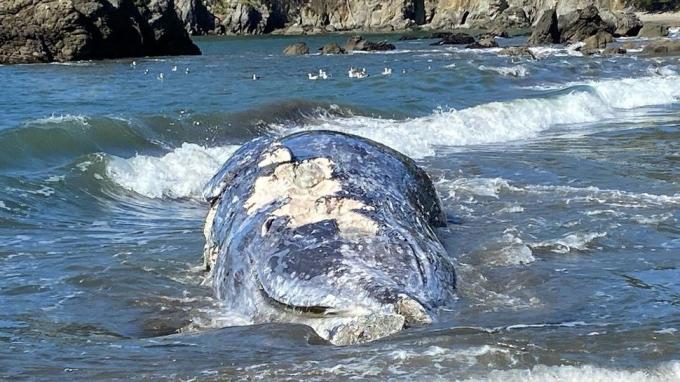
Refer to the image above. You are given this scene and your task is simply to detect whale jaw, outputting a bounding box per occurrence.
[295,295,433,346]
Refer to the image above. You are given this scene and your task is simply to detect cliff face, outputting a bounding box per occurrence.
[186,0,633,35]
[0,0,200,64]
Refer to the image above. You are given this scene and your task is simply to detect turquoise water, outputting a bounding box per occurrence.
[1,34,680,380]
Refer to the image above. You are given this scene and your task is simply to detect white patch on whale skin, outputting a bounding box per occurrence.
[257,146,293,168]
[246,157,379,239]
[202,203,220,276]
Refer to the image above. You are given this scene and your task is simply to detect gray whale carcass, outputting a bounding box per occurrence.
[202,131,456,345]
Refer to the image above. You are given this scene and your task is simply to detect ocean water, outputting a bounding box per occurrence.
[1,34,680,380]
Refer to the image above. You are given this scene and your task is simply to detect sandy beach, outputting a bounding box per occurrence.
[636,11,680,26]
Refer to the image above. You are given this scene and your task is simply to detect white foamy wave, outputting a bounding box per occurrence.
[478,65,529,77]
[440,176,680,209]
[28,114,89,126]
[106,143,239,199]
[460,361,680,382]
[278,75,680,159]
[532,231,607,253]
[647,65,678,77]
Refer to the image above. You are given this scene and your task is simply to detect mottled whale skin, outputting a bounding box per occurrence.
[202,131,456,345]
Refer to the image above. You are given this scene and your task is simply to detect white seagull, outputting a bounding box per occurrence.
[382,67,392,75]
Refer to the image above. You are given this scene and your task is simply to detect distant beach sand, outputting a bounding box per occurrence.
[636,11,680,26]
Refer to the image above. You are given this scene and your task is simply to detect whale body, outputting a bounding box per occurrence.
[202,131,456,345]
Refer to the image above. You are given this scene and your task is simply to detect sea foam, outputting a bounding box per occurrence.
[106,143,239,199]
[279,75,680,159]
[106,75,680,200]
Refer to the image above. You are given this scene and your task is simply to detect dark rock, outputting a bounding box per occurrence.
[320,42,345,54]
[638,24,670,38]
[283,42,309,55]
[613,12,643,37]
[498,46,536,59]
[398,34,420,41]
[344,36,395,51]
[582,31,613,50]
[528,9,559,46]
[494,6,530,29]
[642,40,680,56]
[466,35,498,49]
[558,6,613,43]
[430,32,475,46]
[579,48,598,56]
[175,0,216,35]
[0,0,200,64]
[488,26,509,38]
[602,46,627,55]
[621,42,639,50]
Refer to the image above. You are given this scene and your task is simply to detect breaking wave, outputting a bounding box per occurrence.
[278,75,680,158]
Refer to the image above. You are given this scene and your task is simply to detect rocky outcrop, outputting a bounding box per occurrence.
[175,0,217,34]
[638,24,669,38]
[430,32,476,45]
[185,0,650,39]
[642,40,680,56]
[582,30,613,49]
[528,8,559,45]
[344,36,396,51]
[558,5,612,43]
[320,42,345,54]
[283,42,309,55]
[599,10,642,37]
[0,0,201,64]
[466,35,498,48]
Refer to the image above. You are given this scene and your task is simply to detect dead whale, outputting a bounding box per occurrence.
[202,131,456,345]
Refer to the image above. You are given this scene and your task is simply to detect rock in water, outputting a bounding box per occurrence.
[558,5,612,43]
[642,40,680,56]
[0,0,200,64]
[528,8,560,46]
[283,42,310,55]
[320,43,346,54]
[583,31,613,50]
[466,35,498,49]
[430,32,476,46]
[344,36,395,52]
[202,131,457,345]
[638,24,670,38]
[498,46,536,59]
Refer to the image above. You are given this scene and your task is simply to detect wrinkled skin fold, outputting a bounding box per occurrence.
[203,131,456,345]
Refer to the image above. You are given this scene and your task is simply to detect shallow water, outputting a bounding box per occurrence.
[1,34,679,380]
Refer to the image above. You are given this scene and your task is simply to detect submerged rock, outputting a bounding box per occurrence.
[0,0,200,64]
[466,35,498,49]
[498,46,536,59]
[283,42,310,55]
[602,46,627,55]
[528,9,560,46]
[642,40,680,56]
[430,32,476,46]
